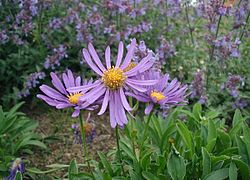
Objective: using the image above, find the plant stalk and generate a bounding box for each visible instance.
[115,126,125,176]
[79,112,93,177]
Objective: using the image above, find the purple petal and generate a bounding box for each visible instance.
[105,46,111,69]
[126,92,150,102]
[125,80,147,92]
[72,109,80,117]
[145,103,154,115]
[82,49,103,76]
[109,93,117,128]
[126,79,158,86]
[37,94,58,106]
[98,89,110,115]
[81,84,106,104]
[120,38,136,69]
[125,52,152,76]
[56,103,73,109]
[119,88,132,111]
[114,91,124,126]
[50,72,67,95]
[88,43,106,72]
[75,76,81,86]
[115,41,124,67]
[67,70,75,87]
[157,74,169,92]
[40,85,67,102]
[62,73,70,89]
[67,80,101,93]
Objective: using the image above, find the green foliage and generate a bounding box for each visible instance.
[0,102,46,178]
[32,104,250,179]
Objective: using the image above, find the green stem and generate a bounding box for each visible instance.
[79,112,93,177]
[239,11,250,41]
[140,111,154,147]
[115,126,125,176]
[185,2,194,46]
[206,0,226,90]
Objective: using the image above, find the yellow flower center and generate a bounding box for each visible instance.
[68,93,83,104]
[123,62,137,72]
[150,91,166,101]
[102,66,126,90]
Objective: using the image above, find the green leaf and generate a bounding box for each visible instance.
[229,162,237,180]
[15,171,23,180]
[206,119,217,152]
[176,121,194,157]
[202,147,211,178]
[167,150,186,180]
[193,103,202,120]
[7,102,25,118]
[232,109,242,127]
[235,136,250,164]
[204,168,229,180]
[142,171,159,180]
[229,110,244,139]
[68,159,78,180]
[98,152,114,176]
[233,158,250,180]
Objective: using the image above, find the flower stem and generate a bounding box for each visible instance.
[206,0,226,90]
[115,126,125,176]
[79,112,92,176]
[185,2,194,46]
[140,111,154,147]
[239,11,250,41]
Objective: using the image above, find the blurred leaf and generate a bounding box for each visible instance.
[206,119,217,152]
[176,121,194,157]
[98,152,114,176]
[15,171,23,180]
[204,168,229,180]
[167,149,186,180]
[68,159,78,180]
[229,162,237,180]
[202,147,211,178]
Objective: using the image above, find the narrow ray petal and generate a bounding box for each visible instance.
[88,43,106,72]
[120,38,136,69]
[82,49,103,76]
[115,41,124,67]
[50,72,67,95]
[98,89,110,115]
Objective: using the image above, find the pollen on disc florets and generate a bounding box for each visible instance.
[102,66,127,90]
[68,93,83,104]
[123,62,137,72]
[150,91,166,102]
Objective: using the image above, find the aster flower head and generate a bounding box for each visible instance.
[37,70,95,117]
[68,39,157,128]
[127,71,188,114]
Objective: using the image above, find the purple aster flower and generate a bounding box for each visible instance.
[126,71,188,114]
[68,39,157,128]
[7,158,25,180]
[37,70,96,117]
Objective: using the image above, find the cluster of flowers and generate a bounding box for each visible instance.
[214,34,241,58]
[221,74,248,109]
[44,45,68,69]
[38,39,188,128]
[18,71,46,98]
[190,71,207,104]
